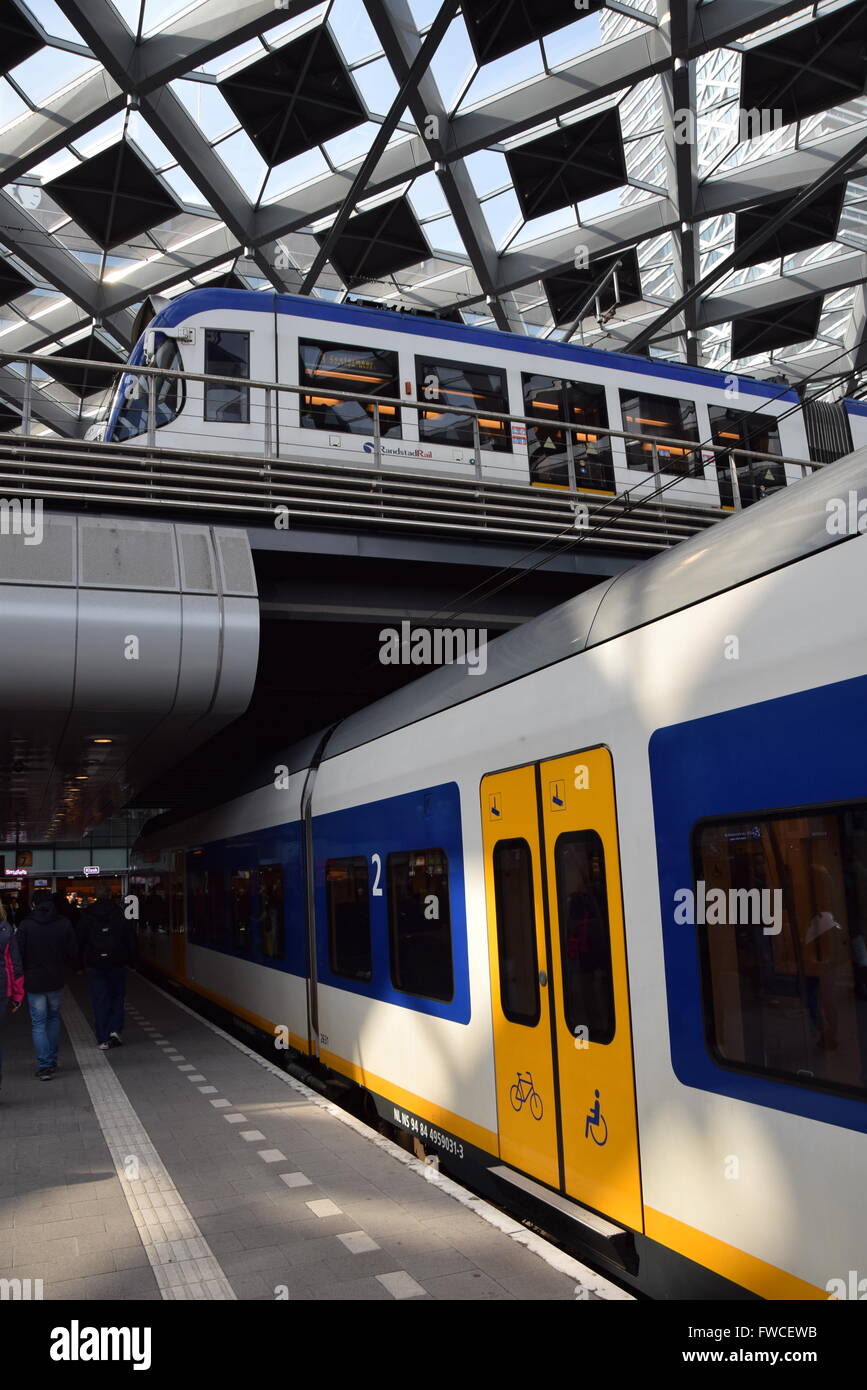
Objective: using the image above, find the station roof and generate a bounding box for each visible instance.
[0,0,865,438]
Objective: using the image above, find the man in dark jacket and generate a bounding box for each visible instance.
[17,892,78,1079]
[78,884,136,1050]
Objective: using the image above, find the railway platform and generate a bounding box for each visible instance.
[0,970,629,1303]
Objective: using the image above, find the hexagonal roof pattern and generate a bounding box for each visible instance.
[0,0,865,438]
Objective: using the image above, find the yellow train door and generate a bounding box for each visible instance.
[480,747,642,1231]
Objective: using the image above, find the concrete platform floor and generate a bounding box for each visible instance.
[0,971,631,1302]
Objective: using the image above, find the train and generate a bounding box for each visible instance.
[103,286,863,511]
[132,441,867,1300]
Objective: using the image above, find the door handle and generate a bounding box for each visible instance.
[538,970,548,987]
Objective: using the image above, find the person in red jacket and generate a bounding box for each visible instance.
[0,903,24,1095]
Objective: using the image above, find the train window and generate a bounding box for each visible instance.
[113,336,185,441]
[299,339,400,437]
[695,806,867,1099]
[258,865,285,960]
[522,374,613,491]
[387,849,454,1002]
[619,388,700,477]
[229,869,253,953]
[186,862,226,947]
[415,356,510,453]
[326,857,372,982]
[204,329,250,424]
[554,831,615,1044]
[493,839,540,1026]
[708,405,785,509]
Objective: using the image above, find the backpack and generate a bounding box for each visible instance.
[82,906,130,967]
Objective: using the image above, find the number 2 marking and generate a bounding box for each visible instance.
[371,852,383,896]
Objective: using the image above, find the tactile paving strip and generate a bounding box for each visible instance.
[61,990,237,1301]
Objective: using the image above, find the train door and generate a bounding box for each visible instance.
[480,747,642,1230]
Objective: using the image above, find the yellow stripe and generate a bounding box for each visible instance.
[645,1208,829,1300]
[146,958,490,1147]
[320,1047,498,1154]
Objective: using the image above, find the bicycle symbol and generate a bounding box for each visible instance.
[510,1071,544,1121]
[585,1089,608,1146]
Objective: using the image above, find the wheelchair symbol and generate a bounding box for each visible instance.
[584,1089,608,1146]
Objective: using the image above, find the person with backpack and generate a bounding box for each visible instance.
[78,884,137,1050]
[0,903,24,1093]
[16,891,78,1079]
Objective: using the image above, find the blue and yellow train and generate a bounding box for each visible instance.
[133,436,867,1300]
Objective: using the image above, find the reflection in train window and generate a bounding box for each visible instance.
[522,374,614,491]
[695,806,867,1098]
[204,329,250,424]
[258,864,285,961]
[327,857,372,982]
[415,356,510,453]
[388,849,454,1001]
[299,339,400,437]
[619,388,699,477]
[186,862,226,947]
[229,868,253,953]
[493,838,540,1026]
[709,405,785,509]
[554,831,615,1044]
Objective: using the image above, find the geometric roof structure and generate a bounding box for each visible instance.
[0,0,864,440]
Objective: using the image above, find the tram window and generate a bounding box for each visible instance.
[554,831,615,1044]
[619,388,699,476]
[258,865,285,960]
[327,857,372,982]
[493,839,540,1026]
[228,869,253,953]
[113,336,185,442]
[204,329,250,424]
[522,373,613,491]
[388,849,454,1002]
[299,339,400,437]
[695,806,867,1099]
[708,405,785,509]
[416,356,510,453]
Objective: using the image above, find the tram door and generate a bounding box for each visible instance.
[480,747,642,1230]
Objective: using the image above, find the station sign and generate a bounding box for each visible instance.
[83,866,100,877]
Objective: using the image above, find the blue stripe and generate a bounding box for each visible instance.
[844,398,867,418]
[649,674,867,1134]
[312,781,470,1025]
[186,821,306,977]
[145,287,799,402]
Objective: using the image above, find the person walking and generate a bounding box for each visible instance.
[0,903,24,1094]
[16,891,77,1079]
[78,884,136,1050]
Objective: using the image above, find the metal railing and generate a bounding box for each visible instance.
[0,350,823,554]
